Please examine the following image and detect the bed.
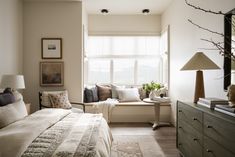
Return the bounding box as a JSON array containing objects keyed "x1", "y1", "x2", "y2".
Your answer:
[{"x1": 0, "y1": 107, "x2": 113, "y2": 157}]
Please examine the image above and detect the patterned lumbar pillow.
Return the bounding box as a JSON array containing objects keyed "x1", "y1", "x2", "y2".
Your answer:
[{"x1": 48, "y1": 91, "x2": 72, "y2": 109}]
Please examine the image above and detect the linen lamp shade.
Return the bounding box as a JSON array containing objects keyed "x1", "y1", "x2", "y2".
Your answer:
[
  {"x1": 181, "y1": 52, "x2": 220, "y2": 103},
  {"x1": 1, "y1": 75, "x2": 25, "y2": 89}
]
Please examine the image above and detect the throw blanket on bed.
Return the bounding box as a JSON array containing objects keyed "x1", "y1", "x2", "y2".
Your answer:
[
  {"x1": 92, "y1": 99, "x2": 119, "y2": 123},
  {"x1": 0, "y1": 109, "x2": 112, "y2": 157}
]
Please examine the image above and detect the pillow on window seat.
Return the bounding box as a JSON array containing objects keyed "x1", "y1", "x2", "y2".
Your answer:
[
  {"x1": 96, "y1": 84, "x2": 112, "y2": 101},
  {"x1": 117, "y1": 88, "x2": 141, "y2": 102},
  {"x1": 84, "y1": 87, "x2": 99, "y2": 103},
  {"x1": 111, "y1": 84, "x2": 125, "y2": 99}
]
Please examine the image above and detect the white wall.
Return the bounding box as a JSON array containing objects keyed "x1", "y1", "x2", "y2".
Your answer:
[
  {"x1": 0, "y1": 0, "x2": 23, "y2": 80},
  {"x1": 161, "y1": 0, "x2": 235, "y2": 123},
  {"x1": 88, "y1": 15, "x2": 161, "y2": 35},
  {"x1": 23, "y1": 1, "x2": 83, "y2": 112}
]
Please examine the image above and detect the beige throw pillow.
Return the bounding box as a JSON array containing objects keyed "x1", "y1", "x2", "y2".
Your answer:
[
  {"x1": 96, "y1": 84, "x2": 112, "y2": 101},
  {"x1": 48, "y1": 91, "x2": 72, "y2": 109}
]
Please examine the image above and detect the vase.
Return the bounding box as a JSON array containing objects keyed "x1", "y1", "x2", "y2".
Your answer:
[{"x1": 149, "y1": 91, "x2": 155, "y2": 100}]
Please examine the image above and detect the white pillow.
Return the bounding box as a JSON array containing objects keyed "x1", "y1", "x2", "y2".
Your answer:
[
  {"x1": 117, "y1": 88, "x2": 141, "y2": 102},
  {"x1": 0, "y1": 100, "x2": 27, "y2": 128},
  {"x1": 111, "y1": 84, "x2": 125, "y2": 99}
]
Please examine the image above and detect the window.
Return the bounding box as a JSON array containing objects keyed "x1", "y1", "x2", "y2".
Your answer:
[{"x1": 84, "y1": 35, "x2": 168, "y2": 85}]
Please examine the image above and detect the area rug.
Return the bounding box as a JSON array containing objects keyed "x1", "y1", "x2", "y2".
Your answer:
[
  {"x1": 111, "y1": 141, "x2": 143, "y2": 157},
  {"x1": 111, "y1": 135, "x2": 165, "y2": 157}
]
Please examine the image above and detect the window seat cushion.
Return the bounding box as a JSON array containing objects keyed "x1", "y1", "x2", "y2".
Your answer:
[{"x1": 84, "y1": 101, "x2": 170, "y2": 106}]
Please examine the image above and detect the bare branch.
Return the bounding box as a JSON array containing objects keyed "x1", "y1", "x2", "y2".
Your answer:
[
  {"x1": 188, "y1": 19, "x2": 224, "y2": 36},
  {"x1": 185, "y1": 0, "x2": 226, "y2": 15}
]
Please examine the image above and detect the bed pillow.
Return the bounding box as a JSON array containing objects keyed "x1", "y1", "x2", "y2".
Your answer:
[
  {"x1": 111, "y1": 84, "x2": 125, "y2": 99},
  {"x1": 117, "y1": 88, "x2": 141, "y2": 102},
  {"x1": 48, "y1": 90, "x2": 72, "y2": 109},
  {"x1": 0, "y1": 92, "x2": 15, "y2": 106},
  {"x1": 96, "y1": 84, "x2": 112, "y2": 101},
  {"x1": 0, "y1": 100, "x2": 28, "y2": 128}
]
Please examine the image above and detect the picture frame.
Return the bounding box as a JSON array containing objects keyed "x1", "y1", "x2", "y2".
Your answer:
[
  {"x1": 41, "y1": 38, "x2": 62, "y2": 59},
  {"x1": 40, "y1": 62, "x2": 64, "y2": 87}
]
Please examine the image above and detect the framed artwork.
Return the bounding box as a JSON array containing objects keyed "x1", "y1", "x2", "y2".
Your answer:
[
  {"x1": 40, "y1": 62, "x2": 64, "y2": 87},
  {"x1": 41, "y1": 38, "x2": 62, "y2": 59}
]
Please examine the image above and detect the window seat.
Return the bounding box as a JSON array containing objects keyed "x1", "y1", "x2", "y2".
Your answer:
[{"x1": 84, "y1": 101, "x2": 171, "y2": 123}]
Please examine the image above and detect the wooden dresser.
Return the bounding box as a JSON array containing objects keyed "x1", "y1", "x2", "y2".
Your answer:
[{"x1": 177, "y1": 101, "x2": 235, "y2": 157}]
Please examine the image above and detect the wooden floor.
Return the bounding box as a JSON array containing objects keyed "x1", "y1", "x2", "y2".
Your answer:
[{"x1": 109, "y1": 123, "x2": 180, "y2": 157}]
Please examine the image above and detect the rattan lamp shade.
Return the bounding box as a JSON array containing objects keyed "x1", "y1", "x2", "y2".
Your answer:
[
  {"x1": 181, "y1": 52, "x2": 220, "y2": 70},
  {"x1": 181, "y1": 52, "x2": 220, "y2": 103}
]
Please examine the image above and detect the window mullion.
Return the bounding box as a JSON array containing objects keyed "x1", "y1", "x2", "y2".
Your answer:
[
  {"x1": 134, "y1": 59, "x2": 138, "y2": 85},
  {"x1": 110, "y1": 59, "x2": 114, "y2": 84}
]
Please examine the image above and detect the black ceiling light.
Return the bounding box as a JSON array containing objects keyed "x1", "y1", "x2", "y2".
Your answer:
[
  {"x1": 142, "y1": 9, "x2": 150, "y2": 15},
  {"x1": 101, "y1": 9, "x2": 109, "y2": 14}
]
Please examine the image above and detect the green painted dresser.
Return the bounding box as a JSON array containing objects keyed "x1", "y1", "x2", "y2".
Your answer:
[{"x1": 176, "y1": 101, "x2": 235, "y2": 157}]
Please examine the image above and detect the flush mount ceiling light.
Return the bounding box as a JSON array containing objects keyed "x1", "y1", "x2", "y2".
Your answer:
[
  {"x1": 101, "y1": 9, "x2": 109, "y2": 14},
  {"x1": 142, "y1": 9, "x2": 150, "y2": 15}
]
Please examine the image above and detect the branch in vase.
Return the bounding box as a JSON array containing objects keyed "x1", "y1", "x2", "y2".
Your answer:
[
  {"x1": 185, "y1": 0, "x2": 226, "y2": 15},
  {"x1": 188, "y1": 19, "x2": 224, "y2": 36}
]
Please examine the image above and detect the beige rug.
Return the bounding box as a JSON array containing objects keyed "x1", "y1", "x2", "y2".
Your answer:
[{"x1": 111, "y1": 135, "x2": 165, "y2": 157}]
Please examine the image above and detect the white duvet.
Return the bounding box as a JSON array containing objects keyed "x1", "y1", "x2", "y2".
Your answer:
[{"x1": 0, "y1": 109, "x2": 113, "y2": 157}]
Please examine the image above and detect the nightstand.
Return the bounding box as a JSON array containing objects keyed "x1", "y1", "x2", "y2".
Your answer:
[{"x1": 25, "y1": 103, "x2": 31, "y2": 115}]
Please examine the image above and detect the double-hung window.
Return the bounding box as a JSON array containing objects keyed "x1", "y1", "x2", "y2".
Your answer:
[{"x1": 84, "y1": 35, "x2": 168, "y2": 86}]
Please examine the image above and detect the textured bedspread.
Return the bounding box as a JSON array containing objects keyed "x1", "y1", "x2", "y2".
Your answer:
[{"x1": 0, "y1": 109, "x2": 112, "y2": 157}]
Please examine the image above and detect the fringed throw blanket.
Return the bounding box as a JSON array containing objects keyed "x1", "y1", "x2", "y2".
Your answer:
[
  {"x1": 92, "y1": 99, "x2": 119, "y2": 123},
  {"x1": 0, "y1": 109, "x2": 112, "y2": 157}
]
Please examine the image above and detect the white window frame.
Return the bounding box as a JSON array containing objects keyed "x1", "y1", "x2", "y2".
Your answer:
[{"x1": 84, "y1": 32, "x2": 169, "y2": 86}]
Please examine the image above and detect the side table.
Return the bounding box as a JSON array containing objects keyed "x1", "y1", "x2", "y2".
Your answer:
[
  {"x1": 25, "y1": 103, "x2": 31, "y2": 115},
  {"x1": 143, "y1": 98, "x2": 171, "y2": 130}
]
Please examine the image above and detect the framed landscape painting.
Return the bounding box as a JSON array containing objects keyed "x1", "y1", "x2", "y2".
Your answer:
[
  {"x1": 40, "y1": 62, "x2": 64, "y2": 87},
  {"x1": 41, "y1": 38, "x2": 62, "y2": 59}
]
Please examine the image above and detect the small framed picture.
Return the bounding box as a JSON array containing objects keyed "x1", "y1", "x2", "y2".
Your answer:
[
  {"x1": 40, "y1": 62, "x2": 64, "y2": 87},
  {"x1": 41, "y1": 38, "x2": 62, "y2": 59}
]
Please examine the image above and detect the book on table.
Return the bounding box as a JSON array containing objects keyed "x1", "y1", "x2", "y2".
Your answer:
[
  {"x1": 197, "y1": 98, "x2": 228, "y2": 109},
  {"x1": 215, "y1": 105, "x2": 235, "y2": 117}
]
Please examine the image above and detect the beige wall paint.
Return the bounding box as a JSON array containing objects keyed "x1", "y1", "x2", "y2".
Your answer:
[
  {"x1": 161, "y1": 0, "x2": 235, "y2": 124},
  {"x1": 0, "y1": 0, "x2": 23, "y2": 81},
  {"x1": 23, "y1": 1, "x2": 83, "y2": 112},
  {"x1": 88, "y1": 15, "x2": 161, "y2": 35}
]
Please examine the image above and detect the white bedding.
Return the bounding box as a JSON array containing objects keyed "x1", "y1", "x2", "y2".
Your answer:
[{"x1": 0, "y1": 109, "x2": 113, "y2": 157}]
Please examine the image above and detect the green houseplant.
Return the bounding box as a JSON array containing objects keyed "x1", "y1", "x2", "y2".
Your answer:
[{"x1": 143, "y1": 82, "x2": 163, "y2": 93}]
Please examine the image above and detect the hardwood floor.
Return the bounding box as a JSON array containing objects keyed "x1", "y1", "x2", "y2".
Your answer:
[{"x1": 109, "y1": 123, "x2": 180, "y2": 157}]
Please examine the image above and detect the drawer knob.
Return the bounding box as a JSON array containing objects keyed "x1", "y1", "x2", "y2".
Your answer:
[
  {"x1": 193, "y1": 138, "x2": 198, "y2": 141},
  {"x1": 179, "y1": 126, "x2": 182, "y2": 129},
  {"x1": 207, "y1": 125, "x2": 213, "y2": 128},
  {"x1": 179, "y1": 110, "x2": 182, "y2": 113},
  {"x1": 206, "y1": 149, "x2": 212, "y2": 153},
  {"x1": 193, "y1": 117, "x2": 197, "y2": 121}
]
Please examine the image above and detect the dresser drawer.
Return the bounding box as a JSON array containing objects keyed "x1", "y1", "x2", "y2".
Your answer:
[
  {"x1": 204, "y1": 136, "x2": 234, "y2": 157},
  {"x1": 178, "y1": 120, "x2": 203, "y2": 157},
  {"x1": 178, "y1": 102, "x2": 203, "y2": 132},
  {"x1": 204, "y1": 113, "x2": 235, "y2": 154}
]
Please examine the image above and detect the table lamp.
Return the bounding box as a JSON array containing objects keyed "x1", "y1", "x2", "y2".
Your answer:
[
  {"x1": 0, "y1": 75, "x2": 25, "y2": 92},
  {"x1": 181, "y1": 52, "x2": 220, "y2": 103}
]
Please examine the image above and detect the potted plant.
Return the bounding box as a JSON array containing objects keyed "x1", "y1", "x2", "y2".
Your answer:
[{"x1": 143, "y1": 82, "x2": 166, "y2": 99}]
